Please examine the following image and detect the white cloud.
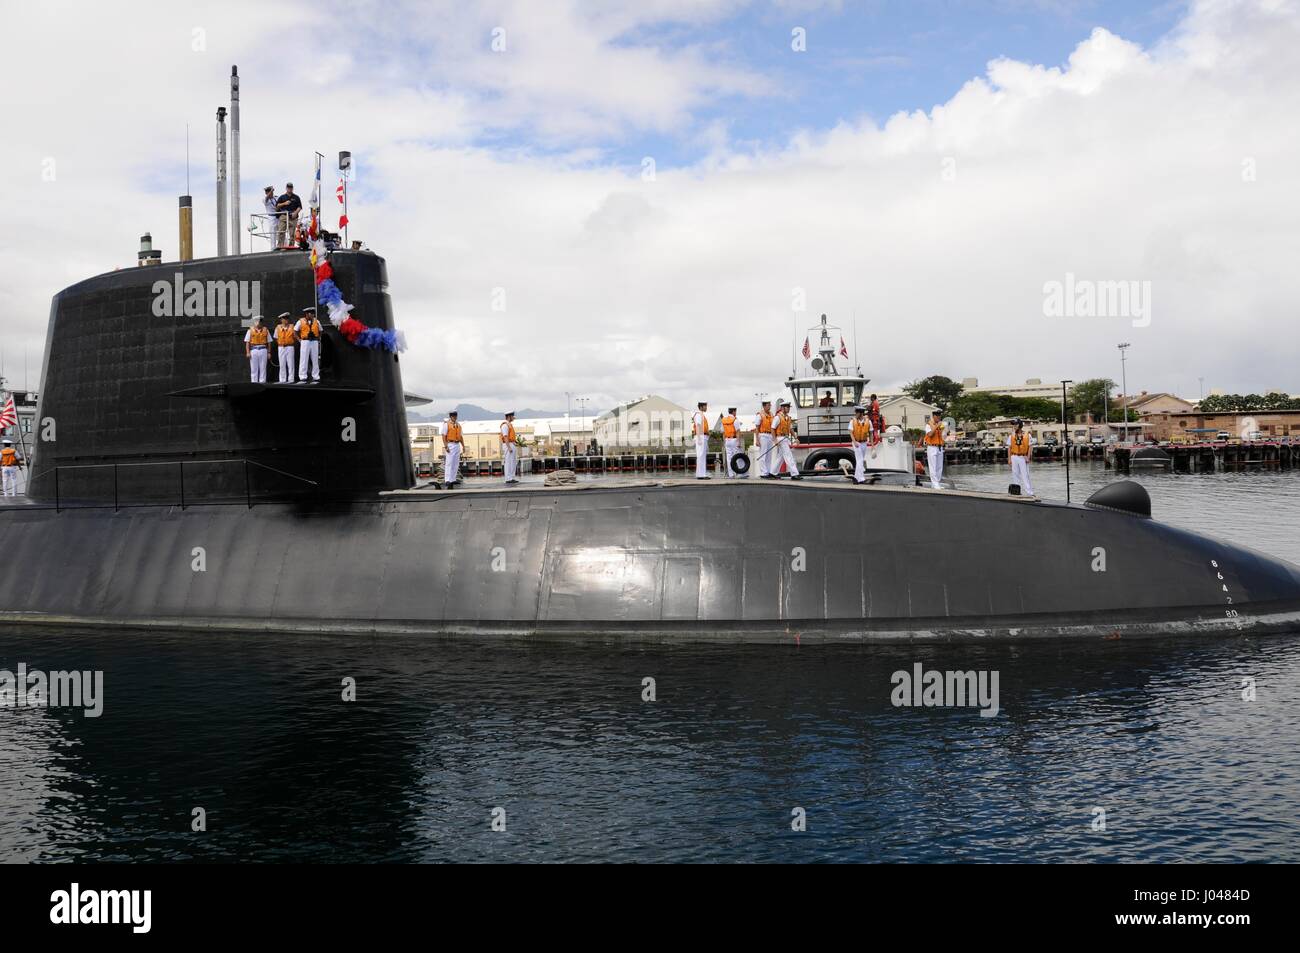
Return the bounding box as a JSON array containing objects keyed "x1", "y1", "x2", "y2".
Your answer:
[{"x1": 1, "y1": 0, "x2": 1298, "y2": 412}]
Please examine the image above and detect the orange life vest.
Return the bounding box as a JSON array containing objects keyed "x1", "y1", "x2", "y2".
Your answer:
[
  {"x1": 721, "y1": 415, "x2": 738, "y2": 439},
  {"x1": 297, "y1": 318, "x2": 321, "y2": 341},
  {"x1": 851, "y1": 418, "x2": 871, "y2": 442},
  {"x1": 757, "y1": 411, "x2": 773, "y2": 434},
  {"x1": 275, "y1": 325, "x2": 297, "y2": 346},
  {"x1": 501, "y1": 421, "x2": 516, "y2": 444},
  {"x1": 247, "y1": 326, "x2": 269, "y2": 346},
  {"x1": 924, "y1": 420, "x2": 945, "y2": 447},
  {"x1": 1010, "y1": 432, "x2": 1031, "y2": 456},
  {"x1": 774, "y1": 413, "x2": 793, "y2": 437},
  {"x1": 0, "y1": 447, "x2": 17, "y2": 467},
  {"x1": 694, "y1": 413, "x2": 709, "y2": 437},
  {"x1": 445, "y1": 421, "x2": 462, "y2": 443}
]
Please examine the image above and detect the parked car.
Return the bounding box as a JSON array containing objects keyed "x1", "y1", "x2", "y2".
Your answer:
[
  {"x1": 1216, "y1": 431, "x2": 1231, "y2": 441},
  {"x1": 1089, "y1": 435, "x2": 1105, "y2": 445},
  {"x1": 1043, "y1": 435, "x2": 1058, "y2": 446},
  {"x1": 1246, "y1": 431, "x2": 1266, "y2": 441}
]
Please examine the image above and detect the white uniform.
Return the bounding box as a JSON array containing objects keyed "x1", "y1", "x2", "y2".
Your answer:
[
  {"x1": 501, "y1": 421, "x2": 518, "y2": 482},
  {"x1": 244, "y1": 328, "x2": 268, "y2": 382},
  {"x1": 924, "y1": 421, "x2": 945, "y2": 488},
  {"x1": 754, "y1": 411, "x2": 774, "y2": 477},
  {"x1": 275, "y1": 325, "x2": 296, "y2": 383},
  {"x1": 441, "y1": 420, "x2": 462, "y2": 484},
  {"x1": 1007, "y1": 433, "x2": 1036, "y2": 495},
  {"x1": 851, "y1": 417, "x2": 873, "y2": 482},
  {"x1": 1, "y1": 454, "x2": 20, "y2": 497},
  {"x1": 719, "y1": 415, "x2": 742, "y2": 478},
  {"x1": 774, "y1": 413, "x2": 799, "y2": 476},
  {"x1": 296, "y1": 318, "x2": 321, "y2": 382},
  {"x1": 692, "y1": 410, "x2": 711, "y2": 478}
]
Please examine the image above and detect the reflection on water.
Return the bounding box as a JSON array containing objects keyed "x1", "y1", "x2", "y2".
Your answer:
[
  {"x1": 2, "y1": 626, "x2": 1298, "y2": 862},
  {"x1": 2, "y1": 463, "x2": 1298, "y2": 862}
]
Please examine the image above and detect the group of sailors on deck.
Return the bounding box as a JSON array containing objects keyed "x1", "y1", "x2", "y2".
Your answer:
[
  {"x1": 437, "y1": 410, "x2": 520, "y2": 490},
  {"x1": 243, "y1": 308, "x2": 323, "y2": 385},
  {"x1": 423, "y1": 401, "x2": 1035, "y2": 495}
]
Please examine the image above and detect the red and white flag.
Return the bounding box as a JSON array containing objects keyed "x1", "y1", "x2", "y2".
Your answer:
[
  {"x1": 337, "y1": 177, "x2": 349, "y2": 229},
  {"x1": 0, "y1": 394, "x2": 16, "y2": 429},
  {"x1": 801, "y1": 337, "x2": 811, "y2": 359},
  {"x1": 839, "y1": 336, "x2": 849, "y2": 359}
]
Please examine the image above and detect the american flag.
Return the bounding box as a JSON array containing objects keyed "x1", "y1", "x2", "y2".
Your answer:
[
  {"x1": 0, "y1": 393, "x2": 16, "y2": 429},
  {"x1": 801, "y1": 337, "x2": 810, "y2": 359},
  {"x1": 839, "y1": 336, "x2": 849, "y2": 359}
]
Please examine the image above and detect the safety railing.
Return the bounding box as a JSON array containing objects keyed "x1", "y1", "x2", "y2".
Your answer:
[{"x1": 46, "y1": 458, "x2": 319, "y2": 513}]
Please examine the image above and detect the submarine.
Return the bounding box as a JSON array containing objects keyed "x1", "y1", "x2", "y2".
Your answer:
[{"x1": 3, "y1": 242, "x2": 1300, "y2": 643}]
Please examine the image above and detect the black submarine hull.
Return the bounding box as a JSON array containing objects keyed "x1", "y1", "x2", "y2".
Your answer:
[
  {"x1": 8, "y1": 246, "x2": 1299, "y2": 642},
  {"x1": 3, "y1": 480, "x2": 1298, "y2": 642}
]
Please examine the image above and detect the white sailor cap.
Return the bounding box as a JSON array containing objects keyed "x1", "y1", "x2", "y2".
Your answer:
[
  {"x1": 2, "y1": 439, "x2": 12, "y2": 445},
  {"x1": 277, "y1": 311, "x2": 292, "y2": 320},
  {"x1": 854, "y1": 404, "x2": 866, "y2": 412}
]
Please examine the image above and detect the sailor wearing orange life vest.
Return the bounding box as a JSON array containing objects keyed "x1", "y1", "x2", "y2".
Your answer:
[
  {"x1": 850, "y1": 405, "x2": 874, "y2": 484},
  {"x1": 243, "y1": 315, "x2": 270, "y2": 383},
  {"x1": 718, "y1": 407, "x2": 744, "y2": 478},
  {"x1": 1006, "y1": 418, "x2": 1035, "y2": 496},
  {"x1": 1, "y1": 439, "x2": 22, "y2": 497},
  {"x1": 295, "y1": 307, "x2": 322, "y2": 384},
  {"x1": 753, "y1": 400, "x2": 775, "y2": 478},
  {"x1": 501, "y1": 411, "x2": 520, "y2": 484},
  {"x1": 772, "y1": 400, "x2": 802, "y2": 480},
  {"x1": 691, "y1": 402, "x2": 712, "y2": 479},
  {"x1": 440, "y1": 410, "x2": 463, "y2": 488},
  {"x1": 923, "y1": 409, "x2": 947, "y2": 489},
  {"x1": 273, "y1": 312, "x2": 297, "y2": 383}
]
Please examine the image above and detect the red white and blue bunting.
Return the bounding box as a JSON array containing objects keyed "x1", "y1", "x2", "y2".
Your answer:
[{"x1": 310, "y1": 239, "x2": 406, "y2": 353}]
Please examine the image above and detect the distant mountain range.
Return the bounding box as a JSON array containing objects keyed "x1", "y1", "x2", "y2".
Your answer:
[{"x1": 407, "y1": 403, "x2": 582, "y2": 422}]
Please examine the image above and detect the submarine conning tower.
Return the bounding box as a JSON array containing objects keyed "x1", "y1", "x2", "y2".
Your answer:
[{"x1": 29, "y1": 248, "x2": 413, "y2": 504}]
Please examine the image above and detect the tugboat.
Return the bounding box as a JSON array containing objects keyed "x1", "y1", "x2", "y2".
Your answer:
[{"x1": 782, "y1": 313, "x2": 915, "y2": 484}]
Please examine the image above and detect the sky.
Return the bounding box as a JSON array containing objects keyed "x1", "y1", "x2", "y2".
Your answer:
[{"x1": 1, "y1": 0, "x2": 1297, "y2": 414}]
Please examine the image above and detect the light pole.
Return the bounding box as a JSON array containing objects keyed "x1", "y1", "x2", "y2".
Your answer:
[
  {"x1": 1061, "y1": 380, "x2": 1073, "y2": 503},
  {"x1": 576, "y1": 397, "x2": 589, "y2": 451},
  {"x1": 1117, "y1": 343, "x2": 1131, "y2": 443}
]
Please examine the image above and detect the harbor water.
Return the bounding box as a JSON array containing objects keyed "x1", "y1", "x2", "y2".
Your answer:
[{"x1": 2, "y1": 462, "x2": 1298, "y2": 862}]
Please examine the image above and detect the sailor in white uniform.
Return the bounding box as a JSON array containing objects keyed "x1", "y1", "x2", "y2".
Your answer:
[
  {"x1": 295, "y1": 307, "x2": 322, "y2": 383},
  {"x1": 1, "y1": 439, "x2": 23, "y2": 497},
  {"x1": 754, "y1": 400, "x2": 775, "y2": 479},
  {"x1": 243, "y1": 315, "x2": 269, "y2": 383},
  {"x1": 772, "y1": 400, "x2": 801, "y2": 479},
  {"x1": 1006, "y1": 418, "x2": 1036, "y2": 496},
  {"x1": 923, "y1": 410, "x2": 946, "y2": 489},
  {"x1": 691, "y1": 402, "x2": 712, "y2": 479},
  {"x1": 273, "y1": 312, "x2": 297, "y2": 383},
  {"x1": 501, "y1": 411, "x2": 519, "y2": 484},
  {"x1": 850, "y1": 404, "x2": 873, "y2": 484},
  {"x1": 440, "y1": 410, "x2": 462, "y2": 488},
  {"x1": 718, "y1": 406, "x2": 743, "y2": 478}
]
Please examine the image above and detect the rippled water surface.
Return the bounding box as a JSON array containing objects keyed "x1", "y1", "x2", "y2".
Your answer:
[{"x1": 2, "y1": 463, "x2": 1298, "y2": 862}]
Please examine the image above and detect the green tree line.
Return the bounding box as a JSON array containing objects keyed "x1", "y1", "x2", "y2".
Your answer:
[{"x1": 903, "y1": 375, "x2": 1136, "y2": 428}]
